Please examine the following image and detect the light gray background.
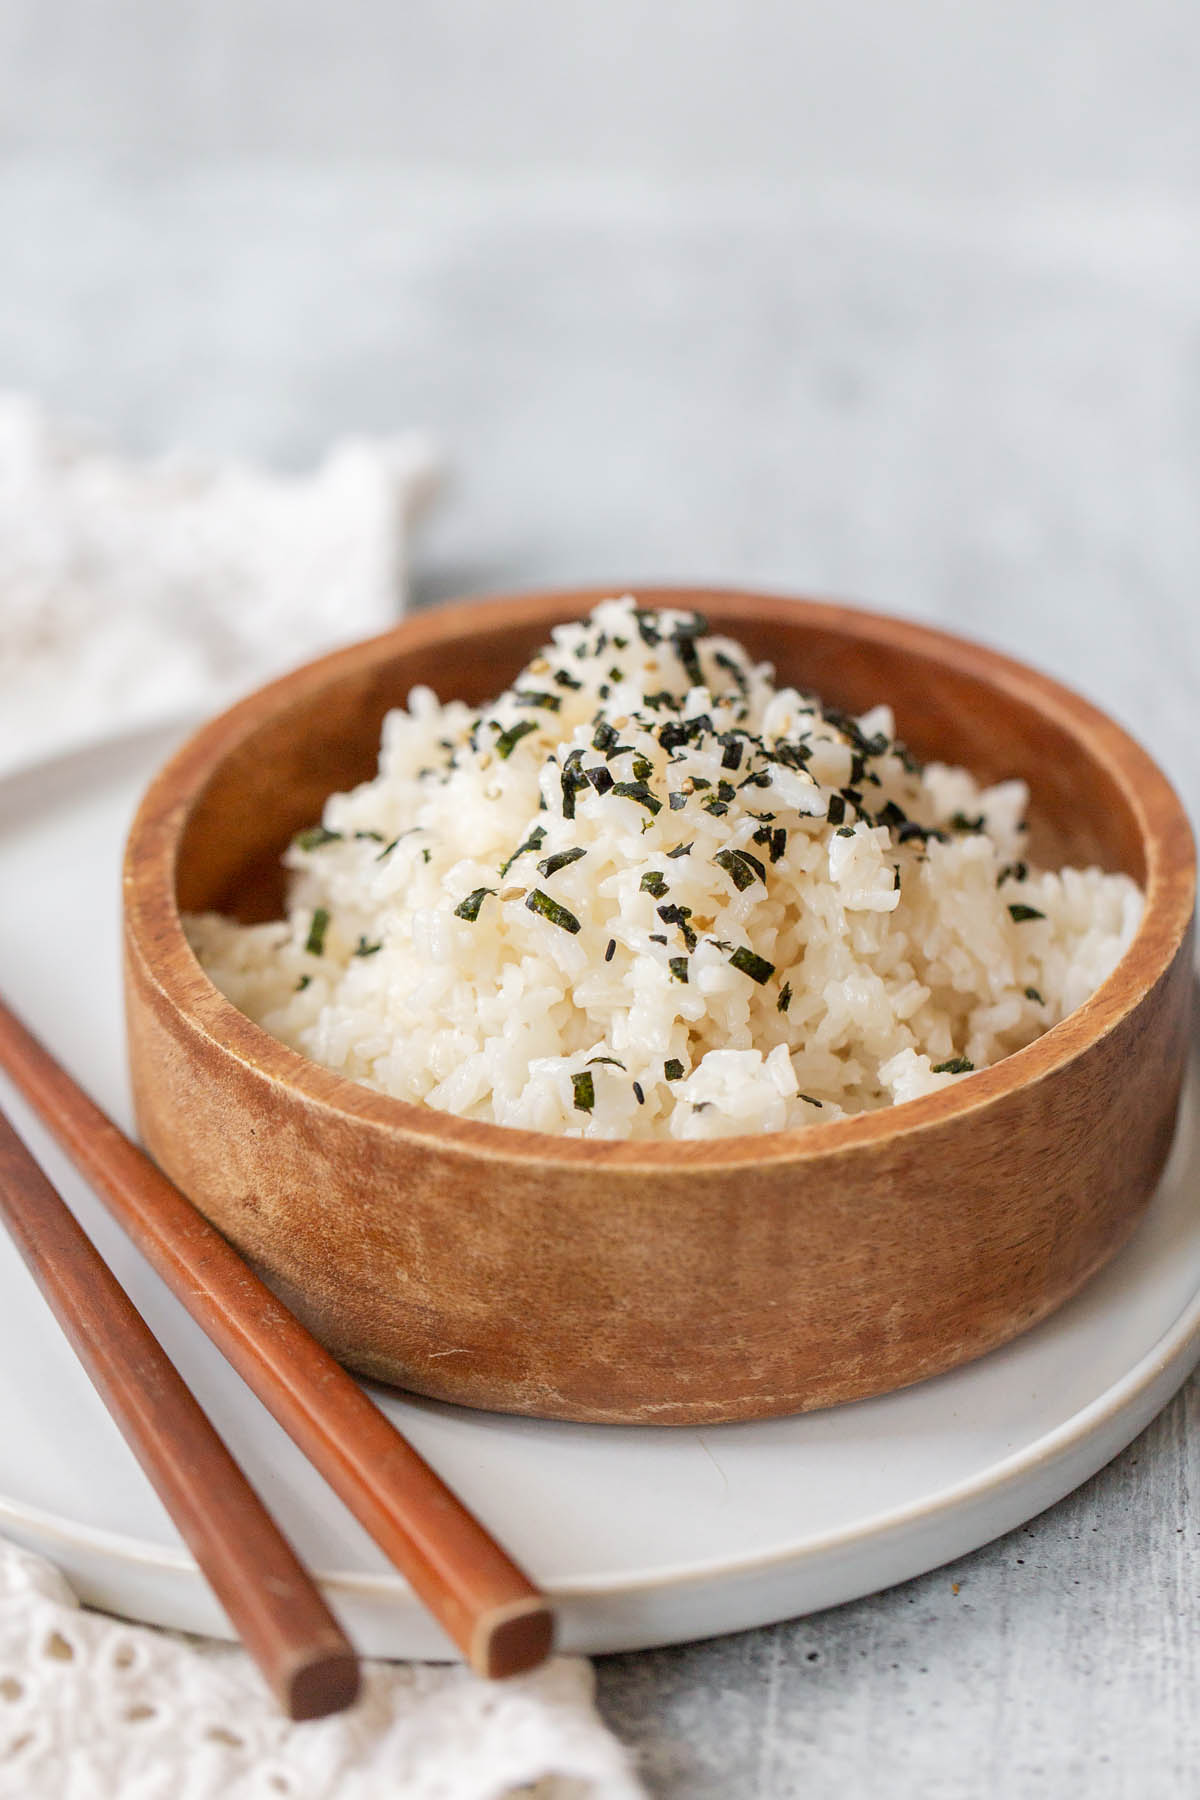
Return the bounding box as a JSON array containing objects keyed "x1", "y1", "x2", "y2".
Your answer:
[{"x1": 1, "y1": 5, "x2": 1198, "y2": 1794}]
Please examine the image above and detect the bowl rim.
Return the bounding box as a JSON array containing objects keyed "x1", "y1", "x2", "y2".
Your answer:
[{"x1": 124, "y1": 585, "x2": 1197, "y2": 1172}]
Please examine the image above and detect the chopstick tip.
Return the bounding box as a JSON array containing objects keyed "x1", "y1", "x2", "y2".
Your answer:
[
  {"x1": 473, "y1": 1598, "x2": 556, "y2": 1680},
  {"x1": 283, "y1": 1648, "x2": 361, "y2": 1721}
]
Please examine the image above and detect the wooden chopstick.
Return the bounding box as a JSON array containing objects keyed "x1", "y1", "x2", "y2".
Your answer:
[
  {"x1": 0, "y1": 1103, "x2": 359, "y2": 1721},
  {"x1": 0, "y1": 995, "x2": 554, "y2": 1679}
]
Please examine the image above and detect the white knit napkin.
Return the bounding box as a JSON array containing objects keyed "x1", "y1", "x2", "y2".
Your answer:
[
  {"x1": 0, "y1": 1542, "x2": 642, "y2": 1799},
  {"x1": 0, "y1": 397, "x2": 644, "y2": 1798},
  {"x1": 0, "y1": 392, "x2": 439, "y2": 776}
]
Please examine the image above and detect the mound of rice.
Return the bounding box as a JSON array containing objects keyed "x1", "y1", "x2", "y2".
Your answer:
[{"x1": 185, "y1": 597, "x2": 1143, "y2": 1140}]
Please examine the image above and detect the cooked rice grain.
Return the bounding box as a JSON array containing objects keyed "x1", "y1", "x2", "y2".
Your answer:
[{"x1": 186, "y1": 598, "x2": 1142, "y2": 1139}]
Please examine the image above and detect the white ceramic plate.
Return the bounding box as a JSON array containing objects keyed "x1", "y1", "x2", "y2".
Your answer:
[{"x1": 0, "y1": 725, "x2": 1197, "y2": 1660}]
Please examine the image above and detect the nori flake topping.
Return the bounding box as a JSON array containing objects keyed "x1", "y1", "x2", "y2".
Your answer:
[
  {"x1": 304, "y1": 907, "x2": 330, "y2": 955},
  {"x1": 657, "y1": 903, "x2": 697, "y2": 951},
  {"x1": 536, "y1": 847, "x2": 587, "y2": 878},
  {"x1": 728, "y1": 945, "x2": 775, "y2": 984},
  {"x1": 453, "y1": 887, "x2": 495, "y2": 922},
  {"x1": 612, "y1": 780, "x2": 662, "y2": 815},
  {"x1": 293, "y1": 825, "x2": 342, "y2": 851},
  {"x1": 494, "y1": 719, "x2": 538, "y2": 759},
  {"x1": 513, "y1": 689, "x2": 562, "y2": 711},
  {"x1": 713, "y1": 848, "x2": 765, "y2": 891},
  {"x1": 525, "y1": 889, "x2": 582, "y2": 933},
  {"x1": 498, "y1": 825, "x2": 547, "y2": 877}
]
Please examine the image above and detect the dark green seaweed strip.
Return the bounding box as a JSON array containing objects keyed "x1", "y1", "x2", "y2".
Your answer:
[
  {"x1": 454, "y1": 887, "x2": 495, "y2": 922},
  {"x1": 304, "y1": 907, "x2": 330, "y2": 955},
  {"x1": 537, "y1": 847, "x2": 587, "y2": 878},
  {"x1": 293, "y1": 825, "x2": 342, "y2": 851},
  {"x1": 513, "y1": 689, "x2": 562, "y2": 711},
  {"x1": 712, "y1": 848, "x2": 759, "y2": 892},
  {"x1": 753, "y1": 825, "x2": 786, "y2": 861},
  {"x1": 713, "y1": 649, "x2": 748, "y2": 694},
  {"x1": 494, "y1": 719, "x2": 538, "y2": 759},
  {"x1": 611, "y1": 780, "x2": 662, "y2": 815},
  {"x1": 728, "y1": 945, "x2": 775, "y2": 984},
  {"x1": 526, "y1": 889, "x2": 582, "y2": 933},
  {"x1": 657, "y1": 904, "x2": 696, "y2": 951},
  {"x1": 560, "y1": 748, "x2": 588, "y2": 819},
  {"x1": 498, "y1": 824, "x2": 547, "y2": 877}
]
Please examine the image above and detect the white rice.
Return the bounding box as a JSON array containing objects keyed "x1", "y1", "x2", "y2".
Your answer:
[{"x1": 185, "y1": 597, "x2": 1143, "y2": 1140}]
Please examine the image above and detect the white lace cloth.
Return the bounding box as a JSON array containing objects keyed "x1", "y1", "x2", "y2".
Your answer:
[
  {"x1": 0, "y1": 1543, "x2": 641, "y2": 1799},
  {"x1": 0, "y1": 397, "x2": 644, "y2": 1798},
  {"x1": 0, "y1": 392, "x2": 439, "y2": 775}
]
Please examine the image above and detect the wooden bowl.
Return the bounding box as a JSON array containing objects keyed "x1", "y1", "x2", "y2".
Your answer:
[{"x1": 123, "y1": 589, "x2": 1196, "y2": 1425}]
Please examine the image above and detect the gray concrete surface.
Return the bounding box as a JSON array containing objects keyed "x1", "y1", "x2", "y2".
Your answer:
[
  {"x1": 597, "y1": 1376, "x2": 1200, "y2": 1795},
  {"x1": 2, "y1": 0, "x2": 1198, "y2": 198}
]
